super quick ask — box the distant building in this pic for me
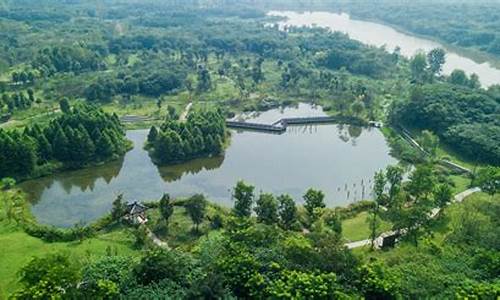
[124,201,148,224]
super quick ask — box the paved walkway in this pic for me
[345,187,481,249]
[179,102,192,122]
[145,188,481,251]
[146,228,170,249]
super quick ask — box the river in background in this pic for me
[269,11,500,87]
[21,104,397,227]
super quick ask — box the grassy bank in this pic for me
[0,190,140,298]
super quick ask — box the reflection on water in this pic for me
[21,103,397,227]
[269,11,500,87]
[158,156,225,183]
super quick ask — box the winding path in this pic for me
[344,187,481,249]
[146,227,170,249]
[179,102,193,122]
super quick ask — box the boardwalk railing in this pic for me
[228,116,374,133]
[226,121,286,133]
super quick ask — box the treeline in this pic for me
[147,109,226,165]
[11,165,500,299]
[32,46,106,76]
[84,69,186,102]
[340,1,500,57]
[390,83,500,165]
[0,103,128,179]
[0,89,37,112]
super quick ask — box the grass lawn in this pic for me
[449,174,471,194]
[0,190,140,298]
[342,211,392,242]
[146,202,227,250]
[0,224,139,298]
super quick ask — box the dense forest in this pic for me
[0,103,128,179]
[0,0,499,299]
[391,84,500,165]
[147,109,227,165]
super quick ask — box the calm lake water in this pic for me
[21,104,397,227]
[269,11,500,87]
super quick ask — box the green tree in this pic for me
[386,165,403,206]
[111,194,127,221]
[449,69,469,86]
[403,165,437,246]
[418,130,439,157]
[351,100,365,117]
[159,193,174,226]
[476,166,500,199]
[133,249,195,286]
[370,171,386,249]
[303,188,326,222]
[197,67,212,93]
[434,184,453,215]
[233,180,255,218]
[147,126,158,143]
[469,73,481,89]
[356,261,400,299]
[185,194,207,231]
[13,253,81,299]
[59,98,71,114]
[322,210,342,235]
[410,53,428,83]
[52,126,70,161]
[254,193,279,225]
[267,270,342,299]
[277,194,297,230]
[427,48,446,75]
[81,256,131,298]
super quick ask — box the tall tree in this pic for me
[410,53,428,83]
[386,165,403,206]
[277,194,297,230]
[232,181,255,218]
[147,126,158,143]
[111,194,127,221]
[427,48,446,75]
[303,189,325,222]
[434,183,453,216]
[59,98,71,114]
[254,193,279,225]
[159,193,174,226]
[185,194,207,232]
[369,171,386,249]
[476,167,500,199]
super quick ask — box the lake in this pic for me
[269,11,500,87]
[21,104,398,227]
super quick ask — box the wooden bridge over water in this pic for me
[227,116,380,134]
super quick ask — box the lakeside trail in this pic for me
[344,187,481,249]
[146,227,170,249]
[179,102,193,122]
[146,187,481,251]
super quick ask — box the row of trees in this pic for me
[0,102,128,178]
[32,46,105,76]
[11,70,36,84]
[84,70,186,102]
[369,164,453,247]
[147,109,227,165]
[0,89,37,112]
